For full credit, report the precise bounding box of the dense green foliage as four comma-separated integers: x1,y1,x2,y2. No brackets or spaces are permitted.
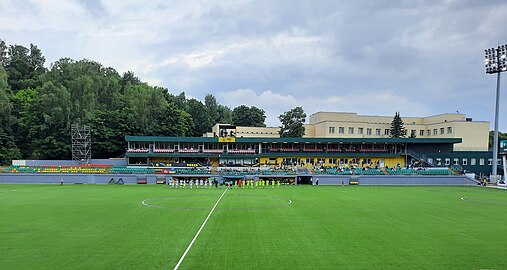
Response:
390,111,406,138
1,185,507,269
231,105,266,127
0,40,268,164
278,106,306,137
489,130,507,148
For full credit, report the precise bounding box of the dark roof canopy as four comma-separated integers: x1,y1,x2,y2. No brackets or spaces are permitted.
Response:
125,135,462,144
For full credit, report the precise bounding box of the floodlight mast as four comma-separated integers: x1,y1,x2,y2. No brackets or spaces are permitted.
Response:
485,44,507,182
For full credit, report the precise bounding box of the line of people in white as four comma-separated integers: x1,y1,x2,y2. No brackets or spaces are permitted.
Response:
168,179,214,188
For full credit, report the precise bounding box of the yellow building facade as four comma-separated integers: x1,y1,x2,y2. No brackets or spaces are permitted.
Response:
204,112,489,152
304,112,489,151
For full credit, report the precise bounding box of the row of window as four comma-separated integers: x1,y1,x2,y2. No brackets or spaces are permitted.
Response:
329,126,453,136
419,127,453,136
429,157,500,166
329,127,389,135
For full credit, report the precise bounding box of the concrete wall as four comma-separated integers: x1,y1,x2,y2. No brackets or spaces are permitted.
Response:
1,173,476,186
314,175,477,186
0,174,153,184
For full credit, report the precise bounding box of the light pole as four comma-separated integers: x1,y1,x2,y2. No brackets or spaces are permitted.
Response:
485,44,507,182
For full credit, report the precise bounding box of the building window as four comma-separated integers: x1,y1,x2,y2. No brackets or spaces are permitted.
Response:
367,128,372,135
411,130,416,137
453,158,459,165
376,129,381,135
338,127,344,134
426,130,431,136
384,129,390,135
358,128,363,135
479,158,485,165
436,158,442,166
433,129,438,135
488,159,492,166
447,127,452,134
462,158,467,166
420,130,425,136
440,128,445,134
428,158,433,164
329,127,335,134
445,158,450,165
329,158,337,164
349,127,354,134
471,158,476,166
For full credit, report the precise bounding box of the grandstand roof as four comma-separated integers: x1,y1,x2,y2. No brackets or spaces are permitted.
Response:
125,135,462,144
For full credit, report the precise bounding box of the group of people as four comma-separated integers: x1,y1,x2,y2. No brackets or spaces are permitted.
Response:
167,179,282,189
230,179,281,188
168,179,216,189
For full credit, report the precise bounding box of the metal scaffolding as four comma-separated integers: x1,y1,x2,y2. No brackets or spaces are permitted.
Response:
71,124,91,164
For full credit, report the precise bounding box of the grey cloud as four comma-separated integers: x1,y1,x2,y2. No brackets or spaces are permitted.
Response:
76,0,108,18
2,0,507,129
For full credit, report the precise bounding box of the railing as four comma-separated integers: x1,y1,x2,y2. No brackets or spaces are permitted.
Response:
403,150,434,166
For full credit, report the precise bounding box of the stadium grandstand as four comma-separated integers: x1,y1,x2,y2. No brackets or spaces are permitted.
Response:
0,111,501,185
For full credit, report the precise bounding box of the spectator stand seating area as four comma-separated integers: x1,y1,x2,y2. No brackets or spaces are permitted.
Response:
386,167,454,175
314,167,386,175
109,166,155,174
313,166,455,176
172,168,211,174
4,165,109,174
218,167,259,176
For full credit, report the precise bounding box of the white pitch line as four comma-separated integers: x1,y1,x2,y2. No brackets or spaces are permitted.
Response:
173,188,229,270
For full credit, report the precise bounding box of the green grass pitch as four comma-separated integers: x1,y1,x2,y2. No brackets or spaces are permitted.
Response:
1,184,507,269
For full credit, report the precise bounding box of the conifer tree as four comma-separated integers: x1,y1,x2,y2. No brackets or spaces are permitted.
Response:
390,112,406,138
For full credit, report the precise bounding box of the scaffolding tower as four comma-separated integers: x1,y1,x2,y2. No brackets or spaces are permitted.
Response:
71,124,91,164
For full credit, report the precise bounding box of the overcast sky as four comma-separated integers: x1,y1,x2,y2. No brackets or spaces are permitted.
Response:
1,0,507,129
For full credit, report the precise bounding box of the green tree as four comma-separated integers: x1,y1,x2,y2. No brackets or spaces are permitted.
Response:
187,99,212,136
4,44,45,91
217,104,232,124
89,110,128,158
10,87,38,157
0,39,7,68
43,58,122,123
232,105,266,127
0,66,21,164
29,81,72,159
390,112,406,138
204,94,232,125
278,106,306,138
489,130,507,148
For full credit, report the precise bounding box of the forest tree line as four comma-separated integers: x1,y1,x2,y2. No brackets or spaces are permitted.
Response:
0,40,305,164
